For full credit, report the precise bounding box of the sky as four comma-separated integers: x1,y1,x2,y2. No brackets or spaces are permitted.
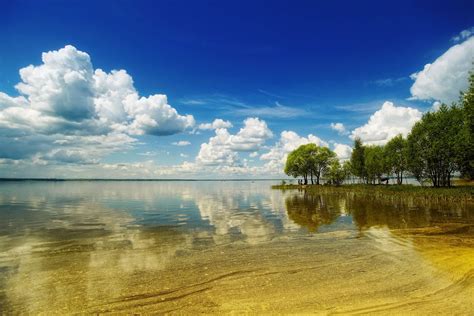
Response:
1,0,474,178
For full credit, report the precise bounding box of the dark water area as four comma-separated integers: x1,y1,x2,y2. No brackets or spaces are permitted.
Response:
0,181,473,313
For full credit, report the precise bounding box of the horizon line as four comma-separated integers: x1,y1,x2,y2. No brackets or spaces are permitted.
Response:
0,178,289,182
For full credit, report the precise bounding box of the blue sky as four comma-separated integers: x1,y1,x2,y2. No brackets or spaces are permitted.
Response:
1,0,473,178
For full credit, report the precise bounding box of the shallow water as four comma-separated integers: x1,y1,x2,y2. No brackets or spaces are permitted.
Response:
0,180,473,313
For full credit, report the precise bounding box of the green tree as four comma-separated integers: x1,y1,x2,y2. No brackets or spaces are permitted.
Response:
342,160,352,183
385,134,408,185
326,159,348,185
350,138,366,183
364,145,386,184
310,146,337,185
284,144,337,185
458,69,474,179
302,143,319,184
407,104,463,187
285,146,310,184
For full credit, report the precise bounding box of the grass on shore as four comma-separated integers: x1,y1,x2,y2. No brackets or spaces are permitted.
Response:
272,183,474,203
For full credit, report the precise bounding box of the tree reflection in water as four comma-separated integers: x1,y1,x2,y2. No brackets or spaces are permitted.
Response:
284,191,474,233
284,193,341,232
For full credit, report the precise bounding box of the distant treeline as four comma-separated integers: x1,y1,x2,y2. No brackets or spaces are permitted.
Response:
284,70,473,187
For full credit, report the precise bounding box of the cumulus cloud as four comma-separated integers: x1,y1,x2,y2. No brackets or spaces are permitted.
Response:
15,45,96,121
198,118,233,130
196,128,239,166
196,117,272,166
333,143,352,160
330,122,347,135
0,45,194,165
172,140,191,146
125,94,194,136
260,130,328,173
410,36,474,103
350,101,422,145
228,117,273,151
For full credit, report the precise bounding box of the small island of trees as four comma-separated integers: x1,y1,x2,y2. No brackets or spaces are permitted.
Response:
284,70,474,188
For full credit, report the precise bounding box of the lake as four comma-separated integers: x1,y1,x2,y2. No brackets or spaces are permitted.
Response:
0,180,473,313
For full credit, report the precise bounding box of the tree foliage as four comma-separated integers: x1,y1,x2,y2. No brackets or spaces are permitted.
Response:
407,104,464,187
458,69,474,179
350,138,366,183
327,159,350,185
364,145,387,184
385,134,408,184
284,144,338,184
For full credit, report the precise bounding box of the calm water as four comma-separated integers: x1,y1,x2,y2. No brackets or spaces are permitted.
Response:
0,181,473,313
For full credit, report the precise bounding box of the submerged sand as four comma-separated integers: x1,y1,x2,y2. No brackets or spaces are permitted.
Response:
0,181,473,314
1,224,473,314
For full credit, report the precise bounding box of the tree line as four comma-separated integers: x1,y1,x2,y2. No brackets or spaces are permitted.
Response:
284,69,473,187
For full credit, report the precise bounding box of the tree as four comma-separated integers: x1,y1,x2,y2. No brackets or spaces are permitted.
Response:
407,104,464,187
457,69,474,180
364,145,387,184
326,159,349,185
284,144,337,185
385,134,408,185
342,160,352,183
310,146,336,185
302,143,319,184
285,146,310,184
350,138,366,183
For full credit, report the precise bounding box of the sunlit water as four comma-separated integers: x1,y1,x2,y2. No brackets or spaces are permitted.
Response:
0,181,473,313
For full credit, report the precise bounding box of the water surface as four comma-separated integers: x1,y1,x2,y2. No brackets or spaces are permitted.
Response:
0,181,473,313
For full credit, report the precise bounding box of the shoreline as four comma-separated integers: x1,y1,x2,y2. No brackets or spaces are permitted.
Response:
272,183,474,203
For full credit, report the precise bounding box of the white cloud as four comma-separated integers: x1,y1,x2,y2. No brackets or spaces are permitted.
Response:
330,122,347,135
15,45,96,121
232,101,308,118
452,27,474,42
410,36,474,103
228,117,273,151
0,45,194,165
196,117,272,166
125,94,195,136
198,118,233,130
333,143,352,161
0,92,28,109
93,69,135,124
431,101,442,112
350,101,422,145
172,140,191,146
196,128,241,166
260,130,328,173
373,77,406,87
